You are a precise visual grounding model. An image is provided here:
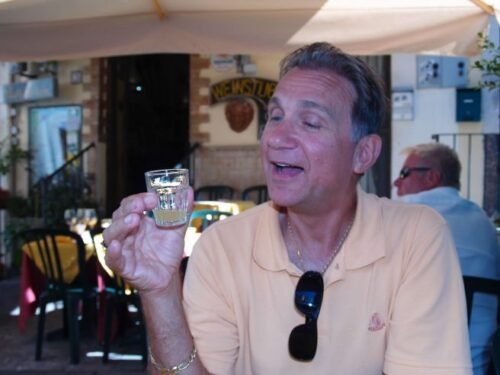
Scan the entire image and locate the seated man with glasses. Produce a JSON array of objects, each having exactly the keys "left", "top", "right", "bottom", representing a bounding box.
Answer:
[
  {"left": 395, "top": 142, "right": 498, "bottom": 375},
  {"left": 104, "top": 44, "right": 471, "bottom": 374}
]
